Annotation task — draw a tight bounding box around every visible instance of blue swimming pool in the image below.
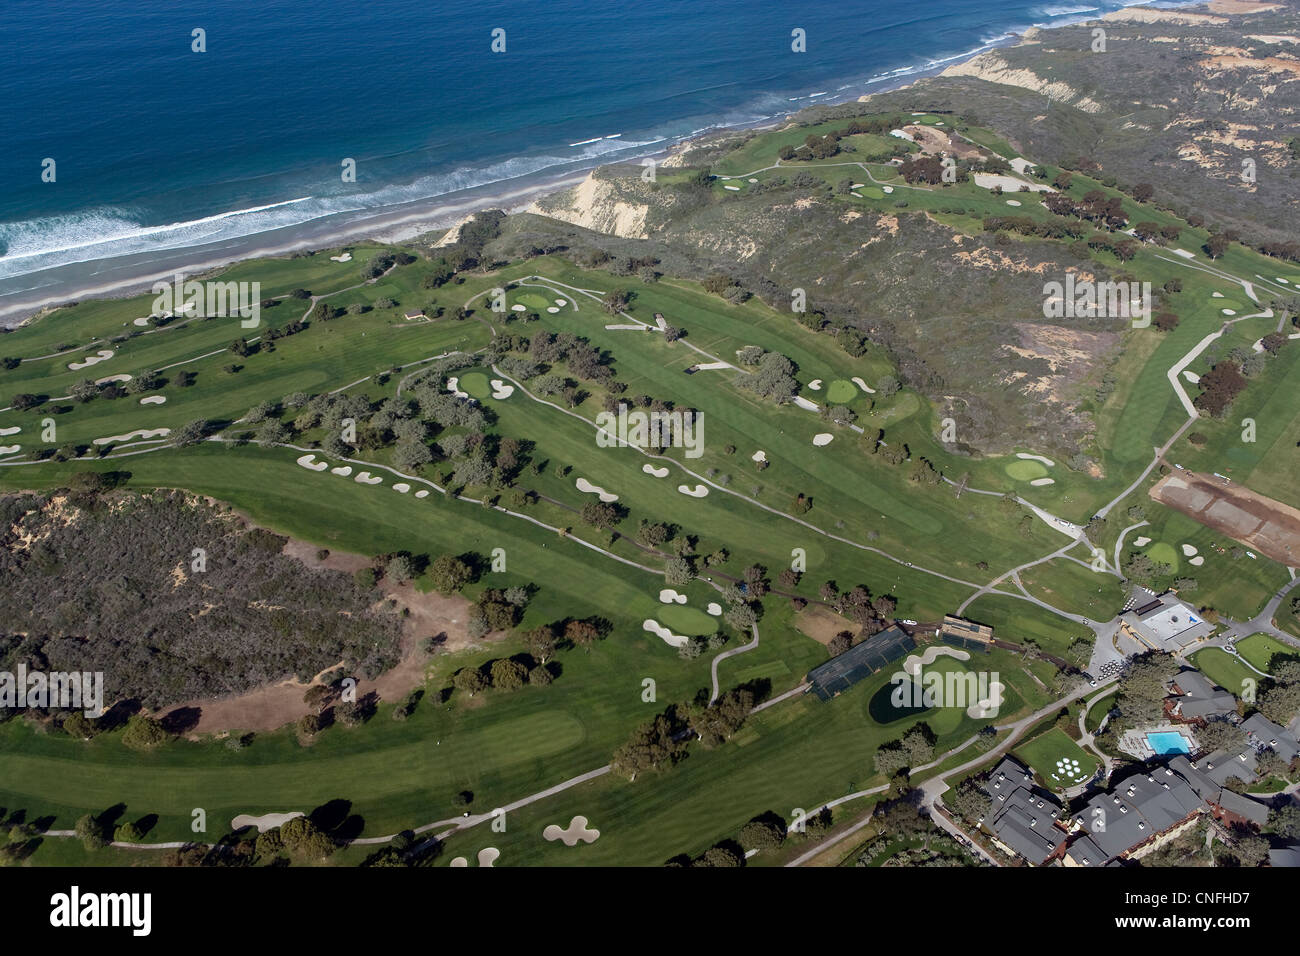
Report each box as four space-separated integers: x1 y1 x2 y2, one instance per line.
1147 731 1191 756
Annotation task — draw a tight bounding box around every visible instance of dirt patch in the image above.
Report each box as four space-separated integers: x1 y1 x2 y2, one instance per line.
794 605 859 645
1150 471 1300 566
906 124 982 160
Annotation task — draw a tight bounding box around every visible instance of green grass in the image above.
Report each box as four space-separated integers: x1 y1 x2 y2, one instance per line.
1234 633 1294 673
1188 648 1257 700
1013 726 1097 787
1005 459 1048 482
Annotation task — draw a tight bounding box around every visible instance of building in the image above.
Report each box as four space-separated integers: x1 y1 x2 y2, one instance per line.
806 625 915 701
981 758 1069 864
1069 766 1205 863
1194 747 1260 788
1119 590 1214 653
938 615 993 652
403 311 426 321
1166 670 1237 723
1242 713 1300 764
1168 755 1269 829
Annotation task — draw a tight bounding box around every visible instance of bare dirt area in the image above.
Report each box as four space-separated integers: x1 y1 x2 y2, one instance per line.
1150 471 1300 567
794 606 859 645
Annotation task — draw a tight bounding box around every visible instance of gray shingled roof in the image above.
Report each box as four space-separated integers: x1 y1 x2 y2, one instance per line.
1242 714 1299 762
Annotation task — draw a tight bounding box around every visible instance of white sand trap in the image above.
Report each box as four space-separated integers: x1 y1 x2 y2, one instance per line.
751 450 767 463
643 619 690 647
139 395 166 405
1172 249 1195 259
445 377 469 399
852 183 865 189
724 185 740 191
329 252 353 262
901 645 970 676
1181 543 1198 557
1182 370 1200 384
0 426 19 437
0 445 19 456
793 396 820 411
605 323 645 330
68 349 114 371
95 373 132 384
450 857 468 867
748 178 758 183
851 192 864 198
511 303 526 312
296 454 328 472
477 848 499 867
546 306 560 313
1222 309 1236 316
1251 338 1265 353
232 811 302 832
354 471 382 485
808 379 823 390
576 477 618 502
1005 199 1022 207
851 376 875 394
1133 536 1152 547
393 483 411 493
967 680 1005 719
1029 477 1055 486
677 484 709 497
554 298 567 306
132 317 151 326
972 172 1048 192
489 379 515 399
812 433 834 446
882 185 894 193
692 362 731 371
93 428 170 446
707 602 722 616
330 465 353 477
1279 278 1290 284
415 489 429 498
1212 292 1224 298
1189 556 1205 566
543 816 600 846
642 464 669 478
1015 452 1054 467
659 588 688 605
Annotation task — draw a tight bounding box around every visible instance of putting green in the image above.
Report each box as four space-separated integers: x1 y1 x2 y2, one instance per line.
1144 541 1179 571
458 371 490 400
659 604 719 636
825 379 858 403
858 186 885 200
514 292 552 311
1005 459 1049 481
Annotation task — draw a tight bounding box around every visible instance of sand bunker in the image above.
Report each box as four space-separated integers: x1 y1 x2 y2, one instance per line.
1005 199 1022 206
576 477 618 502
1212 292 1224 298
354 471 383 485
543 816 600 846
546 306 560 314
706 602 722 615
1222 309 1236 316
296 454 328 472
132 317 151 326
554 299 567 306
812 433 834 446
851 376 876 394
967 680 1005 719
642 464 669 478
643 619 690 647
808 379 823 390
0 445 19 456
95 373 132 384
751 450 767 463
393 483 411 494
1134 536 1152 547
330 465 353 477
0 426 19 437
724 185 740 191
1189 556 1205 566
659 588 688 604
329 252 353 262
511 304 526 311
882 185 893 193
139 395 166 405
93 428 170 446
901 645 971 676
415 489 430 498
68 349 114 371
1182 370 1201 384
232 811 303 832
451 848 500 867
1181 543 1199 556
793 396 820 411
489 379 515 399
677 484 708 497
1015 452 1054 466
1030 477 1055 486
445 377 469 398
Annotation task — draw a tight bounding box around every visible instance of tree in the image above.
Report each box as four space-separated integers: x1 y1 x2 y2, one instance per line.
453 667 487 697
737 815 787 852
564 618 602 650
580 500 622 530
75 814 109 851
664 556 694 586
524 626 556 664
172 419 211 446
280 817 336 860
611 710 686 781
122 714 169 751
428 554 474 594
489 658 528 691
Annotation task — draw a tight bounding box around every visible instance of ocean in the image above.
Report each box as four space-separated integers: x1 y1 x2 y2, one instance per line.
0 0 1195 320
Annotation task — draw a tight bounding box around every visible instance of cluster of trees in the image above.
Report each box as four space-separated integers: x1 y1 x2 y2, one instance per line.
734 349 799 403
874 723 936 776
701 272 751 305
1193 360 1248 418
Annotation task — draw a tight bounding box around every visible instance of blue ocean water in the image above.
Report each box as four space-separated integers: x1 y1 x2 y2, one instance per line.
0 0 1189 287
